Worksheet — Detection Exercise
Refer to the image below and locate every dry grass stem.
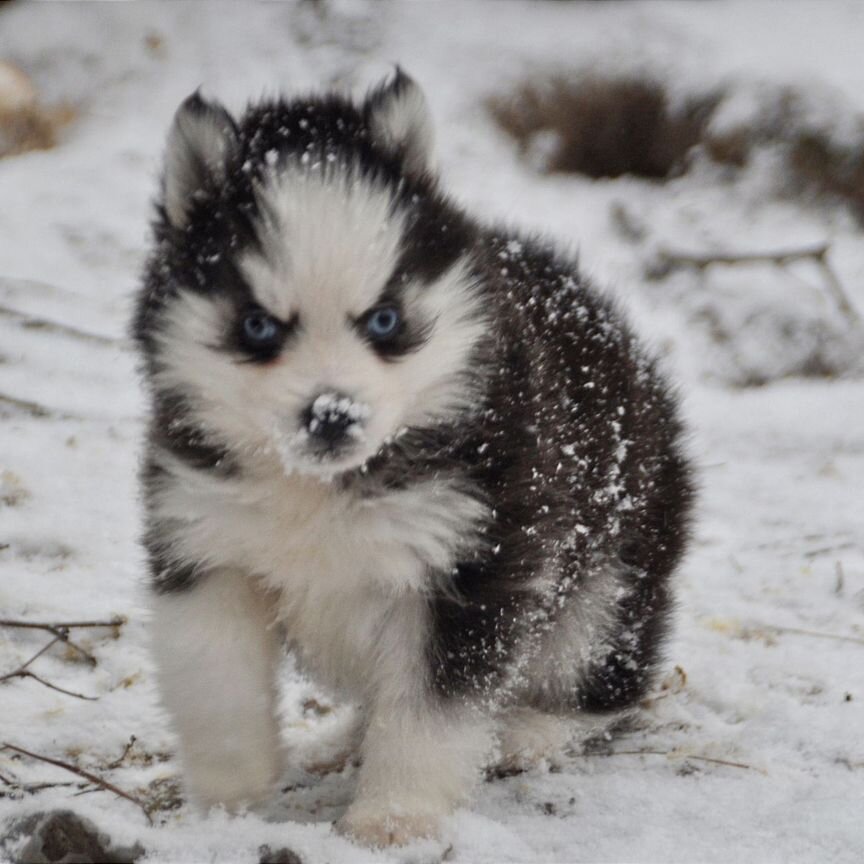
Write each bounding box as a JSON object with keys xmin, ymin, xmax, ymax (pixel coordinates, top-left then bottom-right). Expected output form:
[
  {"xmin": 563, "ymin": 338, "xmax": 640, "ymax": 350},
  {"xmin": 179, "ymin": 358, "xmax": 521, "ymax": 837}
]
[
  {"xmin": 759, "ymin": 624, "xmax": 864, "ymax": 647},
  {"xmin": 597, "ymin": 749, "xmax": 761, "ymax": 773}
]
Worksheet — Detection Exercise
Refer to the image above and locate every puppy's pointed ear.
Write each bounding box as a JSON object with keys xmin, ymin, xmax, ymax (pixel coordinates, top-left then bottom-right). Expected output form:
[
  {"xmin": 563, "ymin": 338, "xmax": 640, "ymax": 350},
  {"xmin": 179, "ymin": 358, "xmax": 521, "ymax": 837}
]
[
  {"xmin": 162, "ymin": 91, "xmax": 239, "ymax": 228},
  {"xmin": 365, "ymin": 69, "xmax": 435, "ymax": 176}
]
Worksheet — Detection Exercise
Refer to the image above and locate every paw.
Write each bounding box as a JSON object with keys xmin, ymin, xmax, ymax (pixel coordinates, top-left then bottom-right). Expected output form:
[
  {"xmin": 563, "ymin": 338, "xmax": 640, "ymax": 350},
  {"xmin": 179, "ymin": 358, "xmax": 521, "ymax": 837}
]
[
  {"xmin": 304, "ymin": 748, "xmax": 357, "ymax": 777},
  {"xmin": 336, "ymin": 806, "xmax": 440, "ymax": 847},
  {"xmin": 494, "ymin": 710, "xmax": 572, "ymax": 775},
  {"xmin": 185, "ymin": 753, "xmax": 278, "ymax": 812}
]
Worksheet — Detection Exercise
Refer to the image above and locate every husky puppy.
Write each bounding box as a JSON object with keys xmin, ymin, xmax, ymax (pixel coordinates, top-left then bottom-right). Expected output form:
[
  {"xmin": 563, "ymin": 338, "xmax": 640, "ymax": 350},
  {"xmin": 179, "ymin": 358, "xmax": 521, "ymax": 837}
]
[{"xmin": 133, "ymin": 71, "xmax": 693, "ymax": 847}]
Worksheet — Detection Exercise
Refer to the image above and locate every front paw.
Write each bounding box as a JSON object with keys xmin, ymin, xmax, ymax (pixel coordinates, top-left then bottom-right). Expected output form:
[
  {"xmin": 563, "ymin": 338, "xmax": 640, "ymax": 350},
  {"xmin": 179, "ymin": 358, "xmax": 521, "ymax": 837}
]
[
  {"xmin": 336, "ymin": 806, "xmax": 440, "ymax": 848},
  {"xmin": 184, "ymin": 754, "xmax": 278, "ymax": 812}
]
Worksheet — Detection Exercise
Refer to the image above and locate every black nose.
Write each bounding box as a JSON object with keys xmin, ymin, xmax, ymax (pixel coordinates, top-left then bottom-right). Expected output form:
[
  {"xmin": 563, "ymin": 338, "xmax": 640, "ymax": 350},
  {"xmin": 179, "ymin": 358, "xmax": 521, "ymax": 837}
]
[{"xmin": 301, "ymin": 392, "xmax": 361, "ymax": 448}]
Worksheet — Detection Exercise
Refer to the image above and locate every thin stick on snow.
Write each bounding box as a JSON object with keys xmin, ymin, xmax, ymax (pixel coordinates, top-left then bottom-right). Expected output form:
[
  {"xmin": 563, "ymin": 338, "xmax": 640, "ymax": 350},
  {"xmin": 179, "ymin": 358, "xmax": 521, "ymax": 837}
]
[
  {"xmin": 815, "ymin": 249, "xmax": 861, "ymax": 326},
  {"xmin": 0, "ymin": 617, "xmax": 127, "ymax": 631},
  {"xmin": 27, "ymin": 781, "xmax": 86, "ymax": 793},
  {"xmin": 657, "ymin": 243, "xmax": 831, "ymax": 269},
  {"xmin": 1, "ymin": 742, "xmax": 154, "ymax": 825},
  {"xmin": 107, "ymin": 736, "xmax": 138, "ymax": 770},
  {"xmin": 0, "ymin": 632, "xmax": 99, "ymax": 700},
  {"xmin": 0, "ymin": 620, "xmax": 124, "ymax": 699},
  {"xmin": 1, "ymin": 669, "xmax": 98, "ymax": 700},
  {"xmin": 835, "ymin": 561, "xmax": 845, "ymax": 595},
  {"xmin": 0, "ymin": 635, "xmax": 65, "ymax": 680},
  {"xmin": 0, "ymin": 303, "xmax": 124, "ymax": 347},
  {"xmin": 653, "ymin": 242, "xmax": 862, "ymax": 326},
  {"xmin": 0, "ymin": 766, "xmax": 86, "ymax": 795},
  {"xmin": 0, "ymin": 617, "xmax": 125, "ymax": 664},
  {"xmin": 0, "ymin": 622, "xmax": 98, "ymax": 666},
  {"xmin": 0, "ymin": 391, "xmax": 56, "ymax": 418}
]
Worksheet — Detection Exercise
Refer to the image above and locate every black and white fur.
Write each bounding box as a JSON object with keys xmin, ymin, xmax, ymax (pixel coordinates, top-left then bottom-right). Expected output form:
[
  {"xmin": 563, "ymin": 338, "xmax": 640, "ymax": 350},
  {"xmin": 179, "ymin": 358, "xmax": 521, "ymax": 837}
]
[{"xmin": 133, "ymin": 71, "xmax": 694, "ymax": 847}]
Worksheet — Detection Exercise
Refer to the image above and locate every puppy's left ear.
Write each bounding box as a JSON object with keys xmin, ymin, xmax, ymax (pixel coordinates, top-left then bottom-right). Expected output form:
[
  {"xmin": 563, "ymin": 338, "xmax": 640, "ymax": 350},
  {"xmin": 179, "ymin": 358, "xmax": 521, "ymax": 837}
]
[{"xmin": 365, "ymin": 69, "xmax": 435, "ymax": 176}]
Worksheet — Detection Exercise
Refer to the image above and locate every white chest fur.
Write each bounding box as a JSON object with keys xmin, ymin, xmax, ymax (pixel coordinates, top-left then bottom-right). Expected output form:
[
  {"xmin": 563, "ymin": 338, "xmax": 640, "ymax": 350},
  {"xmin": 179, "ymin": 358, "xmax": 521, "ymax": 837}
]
[{"xmin": 151, "ymin": 454, "xmax": 487, "ymax": 693}]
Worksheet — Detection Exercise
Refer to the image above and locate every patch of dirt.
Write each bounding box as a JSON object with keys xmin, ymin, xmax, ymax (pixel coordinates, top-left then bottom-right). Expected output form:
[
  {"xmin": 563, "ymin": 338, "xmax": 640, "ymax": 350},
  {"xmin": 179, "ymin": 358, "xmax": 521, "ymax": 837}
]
[{"xmin": 0, "ymin": 61, "xmax": 74, "ymax": 159}]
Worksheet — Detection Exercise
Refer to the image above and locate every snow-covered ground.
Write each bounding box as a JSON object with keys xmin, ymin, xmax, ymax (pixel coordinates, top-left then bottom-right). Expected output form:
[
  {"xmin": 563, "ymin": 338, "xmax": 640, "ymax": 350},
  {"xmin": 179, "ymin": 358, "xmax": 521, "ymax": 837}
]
[{"xmin": 1, "ymin": 2, "xmax": 863, "ymax": 862}]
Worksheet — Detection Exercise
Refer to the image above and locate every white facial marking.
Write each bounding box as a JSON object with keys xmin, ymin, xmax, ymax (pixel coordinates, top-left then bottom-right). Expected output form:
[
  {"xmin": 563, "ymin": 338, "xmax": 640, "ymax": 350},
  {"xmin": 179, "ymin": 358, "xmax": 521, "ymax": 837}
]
[
  {"xmin": 242, "ymin": 165, "xmax": 405, "ymax": 321},
  {"xmin": 155, "ymin": 160, "xmax": 487, "ymax": 479}
]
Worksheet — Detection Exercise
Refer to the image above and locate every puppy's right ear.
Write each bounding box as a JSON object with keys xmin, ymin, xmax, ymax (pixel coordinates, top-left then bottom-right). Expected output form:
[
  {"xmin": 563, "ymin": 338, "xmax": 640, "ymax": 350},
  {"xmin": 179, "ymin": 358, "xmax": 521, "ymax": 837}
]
[{"xmin": 162, "ymin": 91, "xmax": 238, "ymax": 228}]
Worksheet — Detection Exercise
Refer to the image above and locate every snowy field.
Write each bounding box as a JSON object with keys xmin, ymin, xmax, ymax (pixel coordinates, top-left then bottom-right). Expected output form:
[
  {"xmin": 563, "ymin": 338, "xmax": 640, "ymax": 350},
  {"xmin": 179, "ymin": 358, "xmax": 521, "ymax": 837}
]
[{"xmin": 1, "ymin": 2, "xmax": 863, "ymax": 862}]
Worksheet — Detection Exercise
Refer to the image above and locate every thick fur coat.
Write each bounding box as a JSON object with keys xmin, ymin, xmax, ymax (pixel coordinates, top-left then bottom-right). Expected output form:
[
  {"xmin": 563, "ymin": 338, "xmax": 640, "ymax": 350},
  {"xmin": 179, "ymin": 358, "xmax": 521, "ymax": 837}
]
[{"xmin": 133, "ymin": 71, "xmax": 694, "ymax": 846}]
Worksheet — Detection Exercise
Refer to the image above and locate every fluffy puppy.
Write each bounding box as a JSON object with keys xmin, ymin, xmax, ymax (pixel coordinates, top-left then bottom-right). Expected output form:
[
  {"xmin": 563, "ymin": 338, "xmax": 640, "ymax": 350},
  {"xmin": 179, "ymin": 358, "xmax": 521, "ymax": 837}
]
[{"xmin": 133, "ymin": 71, "xmax": 694, "ymax": 847}]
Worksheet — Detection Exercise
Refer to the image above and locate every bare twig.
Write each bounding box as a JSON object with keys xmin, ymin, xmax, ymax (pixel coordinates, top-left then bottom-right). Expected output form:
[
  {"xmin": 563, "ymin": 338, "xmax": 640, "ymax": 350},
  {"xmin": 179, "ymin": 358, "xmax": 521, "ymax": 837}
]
[
  {"xmin": 71, "ymin": 787, "xmax": 102, "ymax": 798},
  {"xmin": 814, "ymin": 248, "xmax": 862, "ymax": 325},
  {"xmin": 1, "ymin": 742, "xmax": 153, "ymax": 824},
  {"xmin": 0, "ymin": 304, "xmax": 123, "ymax": 347},
  {"xmin": 804, "ymin": 542, "xmax": 855, "ymax": 559},
  {"xmin": 835, "ymin": 561, "xmax": 845, "ymax": 595},
  {"xmin": 0, "ymin": 635, "xmax": 64, "ymax": 681},
  {"xmin": 657, "ymin": 242, "xmax": 830, "ymax": 270},
  {"xmin": 5, "ymin": 670, "xmax": 98, "ymax": 700},
  {"xmin": 107, "ymin": 736, "xmax": 137, "ymax": 770},
  {"xmin": 652, "ymin": 242, "xmax": 862, "ymax": 326},
  {"xmin": 54, "ymin": 631, "xmax": 98, "ymax": 667},
  {"xmin": 0, "ymin": 767, "xmax": 88, "ymax": 795},
  {"xmin": 1, "ymin": 618, "xmax": 126, "ymax": 665},
  {"xmin": 0, "ymin": 391, "xmax": 54, "ymax": 418},
  {"xmin": 25, "ymin": 781, "xmax": 86, "ymax": 793},
  {"xmin": 1, "ymin": 632, "xmax": 100, "ymax": 699},
  {"xmin": 40, "ymin": 630, "xmax": 96, "ymax": 665},
  {"xmin": 0, "ymin": 617, "xmax": 126, "ymax": 631},
  {"xmin": 1, "ymin": 618, "xmax": 125, "ymax": 660}
]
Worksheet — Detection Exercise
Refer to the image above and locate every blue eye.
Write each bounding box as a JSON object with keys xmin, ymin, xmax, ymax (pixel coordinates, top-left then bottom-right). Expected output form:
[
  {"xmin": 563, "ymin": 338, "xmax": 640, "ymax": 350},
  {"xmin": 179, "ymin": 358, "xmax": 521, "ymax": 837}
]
[
  {"xmin": 366, "ymin": 306, "xmax": 401, "ymax": 340},
  {"xmin": 242, "ymin": 310, "xmax": 280, "ymax": 344}
]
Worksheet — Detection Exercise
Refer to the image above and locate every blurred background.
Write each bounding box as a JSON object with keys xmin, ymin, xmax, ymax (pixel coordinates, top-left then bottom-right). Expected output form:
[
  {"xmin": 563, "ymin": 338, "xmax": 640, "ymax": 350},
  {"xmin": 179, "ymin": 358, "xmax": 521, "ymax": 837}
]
[{"xmin": 1, "ymin": 2, "xmax": 862, "ymax": 863}]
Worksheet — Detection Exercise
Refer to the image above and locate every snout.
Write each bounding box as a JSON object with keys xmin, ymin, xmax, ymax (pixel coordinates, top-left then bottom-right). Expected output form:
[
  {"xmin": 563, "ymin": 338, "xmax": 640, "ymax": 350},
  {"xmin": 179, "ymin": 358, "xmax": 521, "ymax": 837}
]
[{"xmin": 300, "ymin": 391, "xmax": 370, "ymax": 453}]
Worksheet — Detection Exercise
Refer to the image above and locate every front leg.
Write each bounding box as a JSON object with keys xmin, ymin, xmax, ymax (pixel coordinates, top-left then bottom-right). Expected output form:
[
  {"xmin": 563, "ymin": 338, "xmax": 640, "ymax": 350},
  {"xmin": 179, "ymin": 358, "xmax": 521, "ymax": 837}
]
[
  {"xmin": 150, "ymin": 568, "xmax": 283, "ymax": 811},
  {"xmin": 335, "ymin": 595, "xmax": 492, "ymax": 846},
  {"xmin": 338, "ymin": 701, "xmax": 491, "ymax": 847}
]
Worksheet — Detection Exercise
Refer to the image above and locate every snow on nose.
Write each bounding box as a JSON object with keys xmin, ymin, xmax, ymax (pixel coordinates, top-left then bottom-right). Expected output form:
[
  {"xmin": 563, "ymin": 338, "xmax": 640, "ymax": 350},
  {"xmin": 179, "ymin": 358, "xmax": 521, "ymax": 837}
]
[{"xmin": 301, "ymin": 392, "xmax": 370, "ymax": 447}]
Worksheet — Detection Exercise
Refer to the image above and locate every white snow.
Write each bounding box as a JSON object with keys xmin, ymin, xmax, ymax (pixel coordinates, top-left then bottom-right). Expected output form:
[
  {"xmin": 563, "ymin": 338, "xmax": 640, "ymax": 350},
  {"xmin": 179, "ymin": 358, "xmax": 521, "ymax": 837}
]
[
  {"xmin": 1, "ymin": 2, "xmax": 863, "ymax": 862},
  {"xmin": 310, "ymin": 393, "xmax": 371, "ymax": 426}
]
